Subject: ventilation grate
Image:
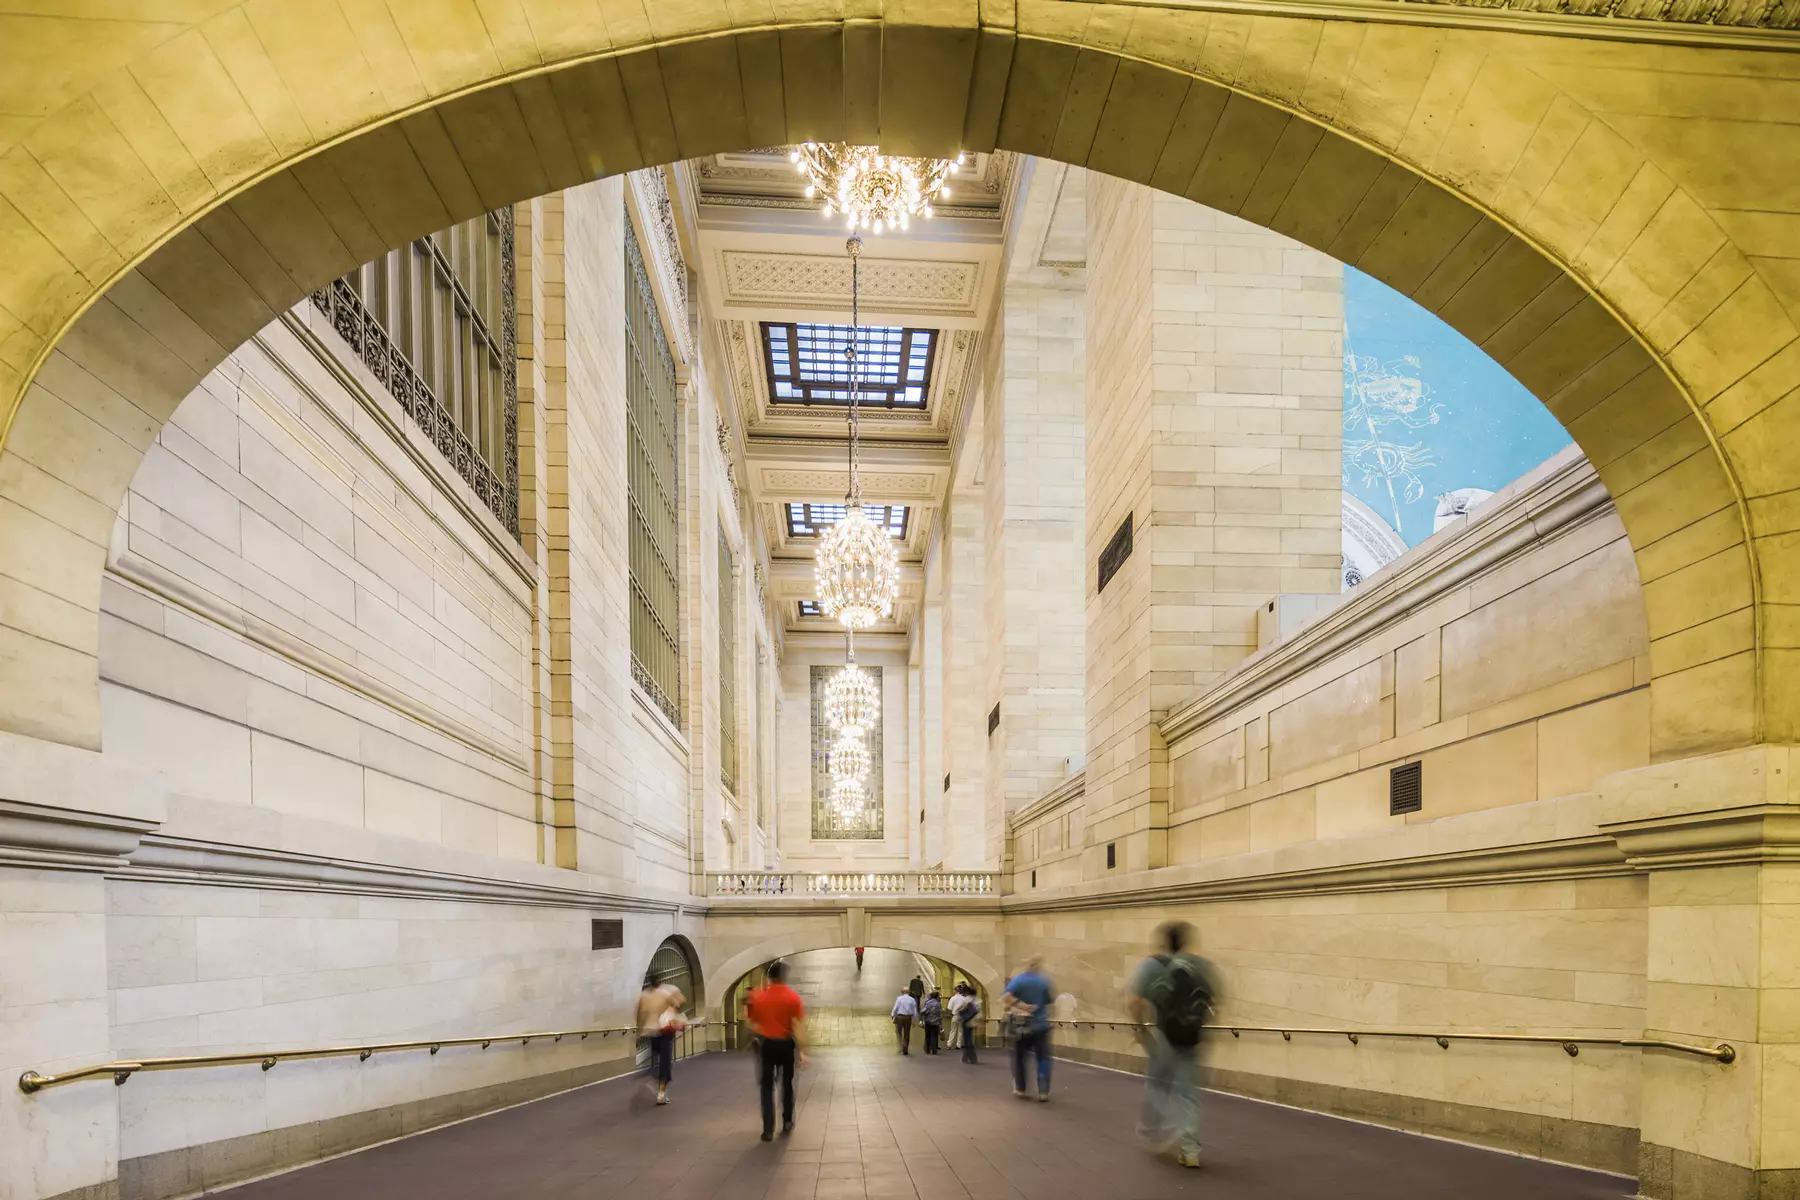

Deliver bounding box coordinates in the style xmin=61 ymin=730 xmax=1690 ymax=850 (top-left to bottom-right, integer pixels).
xmin=1389 ymin=761 xmax=1423 ymax=815
xmin=944 ymin=773 xmax=951 ymax=792
xmin=1097 ymin=515 xmax=1133 ymax=594
xmin=591 ymin=918 xmax=624 ymax=950
xmin=987 ymin=703 xmax=1000 ymax=736
xmin=1106 ymin=842 xmax=1117 ymax=870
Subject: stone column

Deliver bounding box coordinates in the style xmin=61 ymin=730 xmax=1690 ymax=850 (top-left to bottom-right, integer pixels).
xmin=1082 ymin=177 xmax=1343 ymax=877
xmin=941 ymin=490 xmax=988 ymax=870
xmin=918 ymin=550 xmax=945 ymax=868
xmin=983 ymin=283 xmax=1086 ymax=865
xmin=1604 ymin=747 xmax=1800 ymax=1198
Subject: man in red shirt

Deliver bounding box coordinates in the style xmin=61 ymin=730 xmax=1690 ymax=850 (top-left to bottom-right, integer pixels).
xmin=745 ymin=960 xmax=807 ymax=1141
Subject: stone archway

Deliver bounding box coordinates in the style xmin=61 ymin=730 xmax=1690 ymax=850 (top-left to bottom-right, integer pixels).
xmin=0 ymin=10 xmax=1790 ymax=764
xmin=703 ymin=925 xmax=1006 ymax=1015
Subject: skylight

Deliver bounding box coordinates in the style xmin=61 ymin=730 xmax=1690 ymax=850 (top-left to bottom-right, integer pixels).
xmin=762 ymin=322 xmax=936 ymax=408
xmin=786 ymin=502 xmax=909 ymax=539
xmin=798 ymin=600 xmax=823 ymax=618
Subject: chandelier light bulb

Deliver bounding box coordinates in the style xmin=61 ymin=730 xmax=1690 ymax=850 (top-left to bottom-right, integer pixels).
xmin=816 ymin=503 xmax=900 ymax=629
xmin=823 ymin=662 xmax=880 ymax=736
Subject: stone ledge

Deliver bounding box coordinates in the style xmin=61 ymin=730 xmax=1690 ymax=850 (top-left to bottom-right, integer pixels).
xmin=1636 ymin=1141 xmax=1800 ymax=1200
xmin=115 ymin=1052 xmax=647 ymax=1200
xmin=1049 ymin=1042 xmax=1637 ymax=1177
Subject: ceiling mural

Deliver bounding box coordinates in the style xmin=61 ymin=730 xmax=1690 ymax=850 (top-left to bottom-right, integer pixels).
xmin=1341 ymin=266 xmax=1574 ymax=558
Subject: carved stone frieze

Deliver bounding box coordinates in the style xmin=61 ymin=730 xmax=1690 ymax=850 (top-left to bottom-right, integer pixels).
xmin=1400 ymin=0 xmax=1795 ymax=28
xmin=717 ymin=250 xmax=983 ymax=317
xmin=630 ymin=167 xmax=694 ymax=363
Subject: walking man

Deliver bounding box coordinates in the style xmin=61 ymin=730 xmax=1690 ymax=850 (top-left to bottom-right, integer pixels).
xmin=1003 ymin=957 xmax=1055 ymax=1101
xmin=636 ymin=977 xmax=686 ymax=1107
xmin=746 ymin=961 xmax=807 ymax=1142
xmin=945 ymin=984 xmax=968 ymax=1050
xmin=854 ymin=946 xmax=864 ymax=972
xmin=891 ymin=987 xmax=919 ymax=1055
xmin=1129 ymin=921 xmax=1219 ymax=1168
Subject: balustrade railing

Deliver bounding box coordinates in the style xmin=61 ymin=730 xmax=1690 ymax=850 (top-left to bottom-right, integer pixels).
xmin=707 ymin=871 xmax=999 ymax=897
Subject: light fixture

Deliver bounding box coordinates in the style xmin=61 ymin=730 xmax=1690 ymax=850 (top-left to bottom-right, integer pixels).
xmin=830 ymin=776 xmax=868 ymax=820
xmin=828 ymin=731 xmax=871 ymax=784
xmin=823 ymin=661 xmax=880 ymax=737
xmin=814 ymin=236 xmax=901 ymax=629
xmin=790 ymin=144 xmax=966 ymax=234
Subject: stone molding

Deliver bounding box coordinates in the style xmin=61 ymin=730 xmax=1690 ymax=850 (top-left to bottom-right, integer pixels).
xmin=115 ymin=834 xmax=684 ymax=914
xmin=1161 ymin=448 xmax=1611 ymax=747
xmin=1001 ymin=832 xmax=1631 ymax=913
xmin=106 ymin=554 xmax=532 ymax=774
xmin=627 ymin=167 xmax=693 ymax=365
xmin=0 ymin=799 xmax=159 ymax=873
xmin=1009 ymin=771 xmax=1086 ymax=828
xmin=1605 ymin=806 xmax=1800 ymax=870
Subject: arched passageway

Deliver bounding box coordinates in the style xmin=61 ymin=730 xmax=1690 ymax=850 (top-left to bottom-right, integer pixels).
xmin=719 ymin=946 xmax=991 ymax=1050
xmin=0 ymin=7 xmax=1792 ymax=764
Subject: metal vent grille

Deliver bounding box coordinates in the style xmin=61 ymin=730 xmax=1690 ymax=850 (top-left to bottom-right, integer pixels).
xmin=591 ymin=919 xmax=624 ymax=950
xmin=1390 ymin=761 xmax=1423 ymax=815
xmin=988 ymin=703 xmax=1000 ymax=736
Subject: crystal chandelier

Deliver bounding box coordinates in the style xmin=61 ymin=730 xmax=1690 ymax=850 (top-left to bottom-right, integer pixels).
xmin=790 ymin=144 xmax=966 ymax=235
xmin=828 ymin=731 xmax=871 ymax=784
xmin=823 ymin=661 xmax=880 ymax=737
xmin=814 ymin=235 xmax=902 ymax=629
xmin=830 ymin=775 xmax=868 ymax=820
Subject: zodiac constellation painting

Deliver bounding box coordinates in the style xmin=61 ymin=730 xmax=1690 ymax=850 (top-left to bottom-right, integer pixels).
xmin=1340 ymin=268 xmax=1572 ymax=550
xmin=1343 ymin=340 xmax=1444 ymax=541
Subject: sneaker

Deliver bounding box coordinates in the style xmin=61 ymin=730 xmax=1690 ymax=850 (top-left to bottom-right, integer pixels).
xmin=655 ymin=1094 xmax=669 ymax=1106
xmin=1176 ymin=1150 xmax=1201 ymax=1168
xmin=781 ymin=1122 xmax=794 ymax=1136
xmin=1013 ymin=1089 xmax=1029 ymax=1099
xmin=1036 ymin=1093 xmax=1050 ymax=1103
xmin=760 ymin=1131 xmax=773 ymax=1142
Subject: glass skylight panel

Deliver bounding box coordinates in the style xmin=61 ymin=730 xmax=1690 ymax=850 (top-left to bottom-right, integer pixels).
xmin=786 ymin=502 xmax=909 ymax=540
xmin=798 ymin=600 xmax=823 ymax=617
xmin=762 ymin=322 xmax=936 ymax=408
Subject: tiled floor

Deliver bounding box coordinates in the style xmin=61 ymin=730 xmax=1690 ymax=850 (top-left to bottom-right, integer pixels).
xmin=218 ymin=1047 xmax=1637 ymax=1199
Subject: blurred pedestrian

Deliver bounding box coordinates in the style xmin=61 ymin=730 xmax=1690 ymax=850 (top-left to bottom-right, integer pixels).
xmin=746 ymin=960 xmax=807 ymax=1142
xmin=945 ymin=983 xmax=968 ymax=1050
xmin=1003 ymin=958 xmax=1055 ymax=1101
xmin=921 ymin=990 xmax=943 ymax=1054
xmin=958 ymin=985 xmax=982 ymax=1064
xmin=1129 ymin=921 xmax=1220 ymax=1168
xmin=891 ymin=987 xmax=919 ymax=1055
xmin=636 ymin=976 xmax=686 ymax=1107
xmin=854 ymin=946 xmax=864 ymax=971
xmin=909 ymin=974 xmax=925 ymax=1006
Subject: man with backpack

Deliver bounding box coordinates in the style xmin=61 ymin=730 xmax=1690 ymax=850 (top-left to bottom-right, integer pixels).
xmin=1128 ymin=921 xmax=1219 ymax=1168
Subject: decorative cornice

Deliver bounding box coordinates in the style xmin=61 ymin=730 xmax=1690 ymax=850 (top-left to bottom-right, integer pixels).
xmin=1605 ymin=806 xmax=1800 ymax=870
xmin=1010 ymin=771 xmax=1086 ymax=829
xmin=1161 ymin=449 xmax=1611 ymax=746
xmin=118 ymin=835 xmax=685 ymax=912
xmin=1085 ymin=0 xmax=1800 ymax=47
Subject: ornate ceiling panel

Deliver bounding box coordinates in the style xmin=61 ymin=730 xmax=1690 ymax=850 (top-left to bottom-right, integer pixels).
xmin=717 ymin=250 xmax=984 ymax=318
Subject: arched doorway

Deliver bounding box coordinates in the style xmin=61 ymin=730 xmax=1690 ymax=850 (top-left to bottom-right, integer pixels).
xmin=719 ymin=946 xmax=991 ymax=1053
xmin=643 ymin=935 xmax=703 ymax=1015
xmin=0 ymin=10 xmax=1785 ymax=762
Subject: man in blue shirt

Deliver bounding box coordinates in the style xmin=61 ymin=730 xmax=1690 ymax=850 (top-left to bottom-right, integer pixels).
xmin=1002 ymin=957 xmax=1056 ymax=1100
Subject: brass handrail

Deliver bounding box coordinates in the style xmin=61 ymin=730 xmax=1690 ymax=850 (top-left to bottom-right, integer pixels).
xmin=1011 ymin=1018 xmax=1734 ymax=1064
xmin=19 ymin=1021 xmax=711 ymax=1094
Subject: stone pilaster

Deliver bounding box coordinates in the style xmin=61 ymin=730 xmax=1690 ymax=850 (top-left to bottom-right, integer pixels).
xmin=1082 ymin=177 xmax=1343 ymax=878
xmin=941 ymin=491 xmax=988 ymax=870
xmin=1603 ymin=747 xmax=1800 ymax=1199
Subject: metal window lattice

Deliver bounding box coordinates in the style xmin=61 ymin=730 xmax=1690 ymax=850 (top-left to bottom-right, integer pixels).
xmin=762 ymin=322 xmax=936 ymax=408
xmin=626 ymin=222 xmax=682 ymax=725
xmin=719 ymin=534 xmax=738 ymax=796
xmin=811 ymin=665 xmax=883 ymax=840
xmin=785 ymin=502 xmax=908 ymax=539
xmin=311 ymin=208 xmax=518 ymax=534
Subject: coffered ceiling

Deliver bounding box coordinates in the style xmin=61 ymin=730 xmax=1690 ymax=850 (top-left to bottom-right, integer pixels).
xmin=678 ymin=149 xmax=1025 ymax=640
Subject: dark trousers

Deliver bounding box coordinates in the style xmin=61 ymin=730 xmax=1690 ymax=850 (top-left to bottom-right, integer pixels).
xmin=648 ymin=1033 xmax=674 ymax=1084
xmin=894 ymin=1016 xmax=913 ymax=1054
xmin=1013 ymin=1028 xmax=1052 ymax=1094
xmin=757 ymin=1037 xmax=796 ymax=1134
xmin=961 ymin=1020 xmax=978 ymax=1063
xmin=923 ymin=1023 xmax=940 ymax=1054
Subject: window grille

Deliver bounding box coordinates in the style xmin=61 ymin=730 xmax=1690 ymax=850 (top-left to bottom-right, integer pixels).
xmin=719 ymin=533 xmax=738 ymax=796
xmin=313 ymin=209 xmax=518 ymax=533
xmin=626 ymin=222 xmax=682 ymax=724
xmin=811 ymin=664 xmax=883 ymax=839
xmin=785 ymin=502 xmax=908 ymax=539
xmin=762 ymin=322 xmax=935 ymax=408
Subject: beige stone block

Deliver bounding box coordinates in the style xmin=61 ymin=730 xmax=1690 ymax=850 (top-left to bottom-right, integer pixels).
xmin=362 ymin=770 xmax=442 ymax=844
xmin=1417 ymin=723 xmax=1537 ymax=818
xmin=1269 ymin=659 xmax=1381 ymax=777
xmin=249 ymin=731 xmax=363 ymax=827
xmin=1535 ymin=688 xmax=1650 ymax=801
xmin=101 ymin=680 xmax=251 ymax=805
xmin=1647 ymin=905 xmax=1760 ymax=988
xmin=1313 ymin=768 xmax=1394 ymax=842
xmin=1394 ymin=630 xmax=1440 ymax=736
xmin=1199 ymin=805 xmax=1251 ymax=859
xmin=1249 ymin=788 xmax=1315 ymax=851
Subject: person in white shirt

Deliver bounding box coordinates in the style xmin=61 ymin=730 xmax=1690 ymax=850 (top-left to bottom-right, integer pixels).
xmin=890 ymin=988 xmax=919 ymax=1055
xmin=946 ymin=985 xmax=970 ymax=1049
